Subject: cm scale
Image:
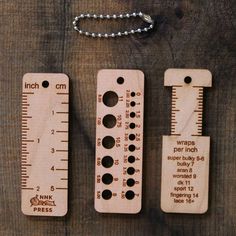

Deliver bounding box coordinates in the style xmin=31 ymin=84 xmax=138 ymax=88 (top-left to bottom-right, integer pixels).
xmin=21 ymin=73 xmax=69 ymax=216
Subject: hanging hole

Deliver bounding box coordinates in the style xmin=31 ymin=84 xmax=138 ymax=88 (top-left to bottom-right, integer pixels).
xmin=125 ymin=190 xmax=135 ymax=200
xmin=102 ymin=136 xmax=115 ymax=149
xmin=117 ymin=77 xmax=124 ymax=84
xmin=103 ymin=91 xmax=118 ymax=107
xmin=102 ymin=173 xmax=113 ymax=185
xmin=103 ymin=114 xmax=117 ymax=128
xmin=42 ymin=80 xmax=49 ymax=88
xmin=102 ymin=156 xmax=114 ymax=168
xmin=184 ymin=76 xmax=192 ymax=84
xmin=102 ymin=189 xmax=112 ymax=200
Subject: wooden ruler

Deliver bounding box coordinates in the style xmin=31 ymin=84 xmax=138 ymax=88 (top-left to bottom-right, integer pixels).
xmin=21 ymin=73 xmax=69 ymax=216
xmin=95 ymin=69 xmax=144 ymax=213
xmin=161 ymin=69 xmax=212 ymax=214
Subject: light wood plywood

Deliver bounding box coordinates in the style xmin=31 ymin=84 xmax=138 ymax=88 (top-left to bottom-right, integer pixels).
xmin=21 ymin=73 xmax=69 ymax=216
xmin=161 ymin=69 xmax=212 ymax=214
xmin=95 ymin=69 xmax=144 ymax=213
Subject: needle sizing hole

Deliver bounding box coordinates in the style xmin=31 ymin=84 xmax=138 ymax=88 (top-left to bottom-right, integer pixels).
xmin=102 ymin=136 xmax=115 ymax=149
xmin=102 ymin=173 xmax=113 ymax=185
xmin=102 ymin=189 xmax=112 ymax=200
xmin=128 ymin=156 xmax=135 ymax=163
xmin=129 ymin=123 xmax=135 ymax=129
xmin=103 ymin=91 xmax=118 ymax=107
xmin=102 ymin=156 xmax=114 ymax=168
xmin=126 ymin=178 xmax=135 ymax=187
xmin=125 ymin=190 xmax=135 ymax=200
xmin=129 ymin=134 xmax=136 ymax=141
xmin=102 ymin=114 xmax=116 ymax=128
xmin=127 ymin=167 xmax=135 ymax=175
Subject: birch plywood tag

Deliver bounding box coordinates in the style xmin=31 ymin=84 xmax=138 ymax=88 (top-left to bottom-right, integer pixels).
xmin=21 ymin=73 xmax=69 ymax=216
xmin=161 ymin=69 xmax=212 ymax=214
xmin=95 ymin=69 xmax=144 ymax=214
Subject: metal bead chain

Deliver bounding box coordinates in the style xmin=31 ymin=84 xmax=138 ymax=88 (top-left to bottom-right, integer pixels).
xmin=73 ymin=12 xmax=154 ymax=38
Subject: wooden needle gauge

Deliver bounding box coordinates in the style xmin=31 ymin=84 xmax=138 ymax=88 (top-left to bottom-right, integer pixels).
xmin=161 ymin=69 xmax=212 ymax=214
xmin=21 ymin=73 xmax=69 ymax=216
xmin=95 ymin=69 xmax=144 ymax=213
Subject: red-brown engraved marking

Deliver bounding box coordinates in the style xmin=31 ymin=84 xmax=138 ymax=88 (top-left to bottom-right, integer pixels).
xmin=22 ymin=92 xmax=34 ymax=95
xmin=56 ymin=112 xmax=68 ymax=114
xmin=30 ymin=195 xmax=56 ymax=207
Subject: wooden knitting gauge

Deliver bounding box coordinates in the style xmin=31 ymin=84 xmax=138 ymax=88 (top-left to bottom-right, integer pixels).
xmin=95 ymin=69 xmax=144 ymax=213
xmin=161 ymin=69 xmax=212 ymax=214
xmin=21 ymin=73 xmax=69 ymax=216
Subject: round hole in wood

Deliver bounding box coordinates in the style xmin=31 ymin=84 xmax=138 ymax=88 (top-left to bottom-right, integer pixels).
xmin=184 ymin=76 xmax=192 ymax=84
xmin=102 ymin=136 xmax=115 ymax=149
xmin=117 ymin=77 xmax=124 ymax=84
xmin=129 ymin=134 xmax=136 ymax=141
xmin=128 ymin=156 xmax=135 ymax=163
xmin=102 ymin=189 xmax=112 ymax=200
xmin=127 ymin=167 xmax=135 ymax=175
xmin=131 ymin=92 xmax=135 ymax=97
xmin=102 ymin=114 xmax=116 ymax=128
xmin=125 ymin=190 xmax=135 ymax=200
xmin=42 ymin=80 xmax=49 ymax=88
xmin=129 ymin=145 xmax=136 ymax=152
xmin=102 ymin=173 xmax=113 ymax=185
xmin=130 ymin=101 xmax=136 ymax=107
xmin=103 ymin=91 xmax=118 ymax=107
xmin=102 ymin=156 xmax=114 ymax=168
xmin=126 ymin=178 xmax=135 ymax=187
xmin=129 ymin=123 xmax=136 ymax=129
xmin=130 ymin=112 xmax=136 ymax=118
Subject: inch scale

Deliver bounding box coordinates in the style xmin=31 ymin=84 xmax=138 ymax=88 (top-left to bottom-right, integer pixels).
xmin=21 ymin=73 xmax=69 ymax=216
xmin=161 ymin=69 xmax=212 ymax=214
xmin=95 ymin=69 xmax=144 ymax=213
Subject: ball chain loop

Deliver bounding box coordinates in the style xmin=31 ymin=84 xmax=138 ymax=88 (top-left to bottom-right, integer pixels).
xmin=73 ymin=12 xmax=154 ymax=38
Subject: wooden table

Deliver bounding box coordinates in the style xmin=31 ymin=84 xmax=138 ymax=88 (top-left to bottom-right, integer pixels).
xmin=0 ymin=1 xmax=235 ymax=235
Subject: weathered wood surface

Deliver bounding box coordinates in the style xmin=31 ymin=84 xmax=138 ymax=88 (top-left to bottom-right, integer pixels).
xmin=0 ymin=0 xmax=235 ymax=235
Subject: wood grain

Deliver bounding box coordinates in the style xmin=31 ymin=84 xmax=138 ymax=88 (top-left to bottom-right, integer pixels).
xmin=95 ymin=69 xmax=144 ymax=214
xmin=0 ymin=0 xmax=236 ymax=235
xmin=22 ymin=73 xmax=69 ymax=216
xmin=161 ymin=69 xmax=212 ymax=214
